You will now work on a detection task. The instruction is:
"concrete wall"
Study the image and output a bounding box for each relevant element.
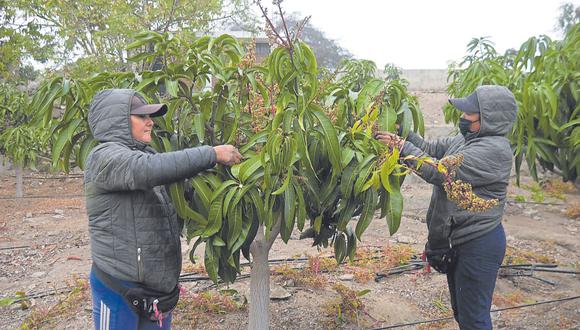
[400,69,448,92]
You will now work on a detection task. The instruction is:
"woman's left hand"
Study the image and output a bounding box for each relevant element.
[375,131,405,149]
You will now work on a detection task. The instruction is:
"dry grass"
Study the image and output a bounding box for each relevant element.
[341,244,416,283]
[503,246,556,265]
[493,290,527,308]
[542,179,576,200]
[565,202,580,220]
[19,276,90,330]
[181,262,206,274]
[171,290,245,329]
[272,263,328,288]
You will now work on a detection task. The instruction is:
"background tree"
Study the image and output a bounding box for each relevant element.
[0,83,47,197]
[274,13,352,69]
[7,0,257,76]
[556,2,580,35]
[445,26,579,183]
[0,2,52,81]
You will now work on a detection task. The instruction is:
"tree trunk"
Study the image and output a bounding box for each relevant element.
[249,235,270,330]
[15,164,23,198]
[248,221,281,330]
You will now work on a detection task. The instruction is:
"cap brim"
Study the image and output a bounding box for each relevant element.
[448,98,479,113]
[131,104,168,117]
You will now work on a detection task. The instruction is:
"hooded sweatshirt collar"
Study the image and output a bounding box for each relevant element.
[88,89,149,150]
[466,85,518,140]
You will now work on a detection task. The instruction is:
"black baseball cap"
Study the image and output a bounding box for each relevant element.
[448,90,480,113]
[130,95,167,117]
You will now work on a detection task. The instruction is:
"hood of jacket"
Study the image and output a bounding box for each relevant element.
[88,89,148,148]
[470,85,518,139]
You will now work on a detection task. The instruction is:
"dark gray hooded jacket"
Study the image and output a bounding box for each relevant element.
[401,85,517,250]
[85,89,216,293]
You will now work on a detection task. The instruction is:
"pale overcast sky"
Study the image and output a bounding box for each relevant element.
[262,0,578,69]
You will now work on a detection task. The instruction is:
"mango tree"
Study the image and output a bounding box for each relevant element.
[0,83,48,197]
[30,11,424,330]
[445,24,579,183]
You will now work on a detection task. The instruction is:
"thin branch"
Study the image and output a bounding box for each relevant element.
[255,0,287,47]
[162,0,179,33]
[276,1,292,43]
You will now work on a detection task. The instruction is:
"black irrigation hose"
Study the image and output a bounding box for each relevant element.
[7,175,84,180]
[369,295,580,330]
[500,264,580,275]
[507,200,565,206]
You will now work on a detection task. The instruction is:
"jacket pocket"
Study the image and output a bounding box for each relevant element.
[137,247,144,282]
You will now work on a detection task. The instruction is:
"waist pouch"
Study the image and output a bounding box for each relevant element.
[93,264,179,321]
[425,245,457,274]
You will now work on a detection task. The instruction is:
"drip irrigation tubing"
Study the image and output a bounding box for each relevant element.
[0,245,30,251]
[7,175,84,180]
[4,260,577,303]
[507,200,565,206]
[369,295,580,330]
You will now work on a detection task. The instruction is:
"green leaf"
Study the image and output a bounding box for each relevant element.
[272,168,292,195]
[314,215,323,234]
[281,183,296,243]
[204,244,219,283]
[190,176,212,211]
[386,189,403,235]
[378,107,397,132]
[346,226,357,262]
[213,236,226,247]
[334,233,347,264]
[355,189,377,240]
[77,135,97,170]
[52,118,82,168]
[294,181,307,232]
[311,105,342,172]
[203,192,226,238]
[357,289,371,297]
[239,156,263,183]
[356,79,384,113]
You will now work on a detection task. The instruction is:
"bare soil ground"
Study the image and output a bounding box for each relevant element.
[1,92,579,330]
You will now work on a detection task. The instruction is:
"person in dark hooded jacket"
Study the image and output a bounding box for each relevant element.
[376,85,518,329]
[85,89,242,329]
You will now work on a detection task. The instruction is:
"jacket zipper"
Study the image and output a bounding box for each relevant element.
[137,247,144,281]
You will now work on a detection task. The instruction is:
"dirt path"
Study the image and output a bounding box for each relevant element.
[1,92,579,329]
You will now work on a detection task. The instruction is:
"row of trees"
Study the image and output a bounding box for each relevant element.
[445,22,579,182]
[0,0,354,198]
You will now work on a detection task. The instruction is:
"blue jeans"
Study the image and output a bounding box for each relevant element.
[447,223,506,330]
[90,269,172,330]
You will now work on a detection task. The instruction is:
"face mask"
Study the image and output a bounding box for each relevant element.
[459,118,473,136]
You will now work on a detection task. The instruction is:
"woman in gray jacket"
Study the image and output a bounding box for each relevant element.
[85,89,241,329]
[377,85,517,329]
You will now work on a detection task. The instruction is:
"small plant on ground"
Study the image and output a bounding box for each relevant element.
[324,283,373,328]
[565,202,580,219]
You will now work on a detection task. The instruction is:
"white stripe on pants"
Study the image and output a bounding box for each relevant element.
[100,300,110,330]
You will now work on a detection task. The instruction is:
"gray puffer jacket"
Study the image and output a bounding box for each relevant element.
[401,85,517,250]
[85,89,216,293]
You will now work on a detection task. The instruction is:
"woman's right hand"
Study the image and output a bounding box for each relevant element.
[213,145,243,166]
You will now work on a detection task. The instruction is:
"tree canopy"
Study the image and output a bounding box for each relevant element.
[2,0,257,78]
